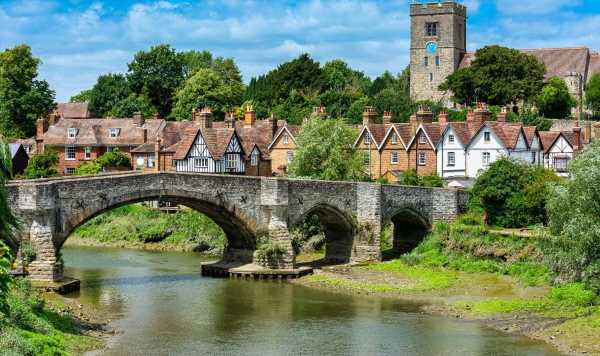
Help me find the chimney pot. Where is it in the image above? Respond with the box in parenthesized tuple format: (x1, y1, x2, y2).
(573, 126, 582, 150)
(244, 105, 256, 127)
(362, 106, 378, 125)
(133, 112, 144, 126)
(383, 111, 393, 125)
(196, 107, 213, 128)
(438, 111, 448, 125)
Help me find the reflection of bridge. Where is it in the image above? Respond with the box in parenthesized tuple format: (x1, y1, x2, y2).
(7, 172, 468, 281)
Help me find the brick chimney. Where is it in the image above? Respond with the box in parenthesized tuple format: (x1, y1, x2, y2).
(362, 106, 378, 125)
(416, 106, 433, 123)
(224, 112, 235, 128)
(35, 117, 49, 153)
(133, 111, 144, 126)
(195, 107, 213, 128)
(154, 138, 162, 172)
(497, 107, 508, 123)
(438, 110, 448, 126)
(573, 126, 582, 151)
(269, 113, 278, 137)
(244, 105, 256, 128)
(383, 111, 393, 125)
(409, 114, 418, 134)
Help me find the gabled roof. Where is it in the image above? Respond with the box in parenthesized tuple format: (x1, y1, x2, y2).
(438, 122, 473, 148)
(237, 119, 283, 159)
(268, 124, 300, 150)
(539, 131, 575, 154)
(8, 144, 27, 158)
(172, 127, 240, 160)
(353, 124, 390, 149)
(522, 126, 539, 147)
(55, 102, 91, 119)
(380, 123, 412, 149)
(406, 123, 441, 151)
(465, 121, 528, 150)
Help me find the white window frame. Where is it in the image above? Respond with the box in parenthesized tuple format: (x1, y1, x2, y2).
(287, 151, 294, 164)
(484, 131, 491, 142)
(226, 154, 237, 169)
(282, 133, 289, 144)
(391, 151, 399, 164)
(147, 153, 155, 168)
(67, 128, 78, 138)
(448, 134, 455, 143)
(418, 152, 426, 166)
(65, 167, 76, 175)
(419, 134, 427, 144)
(447, 152, 455, 167)
(391, 133, 398, 145)
(482, 152, 491, 166)
(84, 146, 92, 160)
(251, 151, 259, 166)
(194, 157, 208, 169)
(66, 145, 76, 160)
(364, 132, 371, 145)
(109, 128, 121, 138)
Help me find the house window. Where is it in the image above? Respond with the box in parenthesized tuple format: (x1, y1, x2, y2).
(282, 133, 289, 144)
(391, 133, 398, 145)
(447, 152, 455, 166)
(419, 134, 427, 144)
(424, 57, 429, 67)
(364, 132, 371, 145)
(484, 132, 491, 142)
(435, 56, 440, 67)
(84, 146, 92, 160)
(65, 167, 76, 175)
(553, 157, 569, 172)
(391, 151, 399, 164)
(109, 128, 121, 138)
(67, 128, 78, 138)
(194, 158, 208, 168)
(66, 146, 76, 160)
(482, 152, 491, 166)
(448, 134, 455, 143)
(418, 152, 426, 166)
(251, 151, 259, 166)
(147, 153, 155, 168)
(227, 155, 237, 169)
(429, 73, 433, 82)
(426, 22, 438, 36)
(287, 151, 294, 164)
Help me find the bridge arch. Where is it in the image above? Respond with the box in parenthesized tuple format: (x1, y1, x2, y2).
(56, 188, 261, 263)
(293, 203, 356, 263)
(385, 207, 431, 256)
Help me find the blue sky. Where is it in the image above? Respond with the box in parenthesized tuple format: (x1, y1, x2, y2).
(1, 0, 599, 102)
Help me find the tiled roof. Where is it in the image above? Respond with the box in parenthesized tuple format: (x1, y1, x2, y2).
(590, 52, 600, 77)
(42, 118, 164, 146)
(422, 123, 442, 146)
(539, 131, 560, 153)
(486, 122, 523, 149)
(459, 47, 595, 80)
(365, 124, 390, 146)
(446, 122, 473, 146)
(172, 127, 237, 161)
(55, 102, 90, 119)
(522, 126, 537, 146)
(236, 119, 279, 159)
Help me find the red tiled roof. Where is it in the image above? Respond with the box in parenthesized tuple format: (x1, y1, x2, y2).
(365, 124, 390, 146)
(446, 122, 473, 146)
(590, 52, 600, 77)
(422, 123, 442, 146)
(539, 131, 560, 153)
(486, 122, 523, 149)
(522, 126, 537, 146)
(55, 102, 90, 119)
(236, 119, 279, 159)
(392, 123, 414, 147)
(172, 127, 237, 161)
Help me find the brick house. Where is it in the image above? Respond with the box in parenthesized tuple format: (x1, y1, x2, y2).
(354, 107, 390, 180)
(268, 122, 300, 177)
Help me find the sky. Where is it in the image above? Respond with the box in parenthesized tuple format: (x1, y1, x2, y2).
(1, 0, 599, 102)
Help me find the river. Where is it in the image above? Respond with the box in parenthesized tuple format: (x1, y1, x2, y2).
(61, 246, 561, 356)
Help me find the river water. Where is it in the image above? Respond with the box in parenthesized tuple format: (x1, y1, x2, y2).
(62, 246, 560, 356)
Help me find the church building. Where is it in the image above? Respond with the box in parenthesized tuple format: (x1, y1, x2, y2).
(409, 1, 600, 106)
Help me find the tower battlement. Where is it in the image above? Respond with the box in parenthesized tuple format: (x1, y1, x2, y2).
(410, 2, 467, 17)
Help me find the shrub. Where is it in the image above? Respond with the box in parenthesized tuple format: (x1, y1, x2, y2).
(398, 169, 443, 187)
(23, 149, 58, 179)
(0, 241, 12, 315)
(96, 149, 130, 168)
(74, 161, 102, 176)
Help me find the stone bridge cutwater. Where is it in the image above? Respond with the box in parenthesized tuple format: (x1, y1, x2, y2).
(6, 172, 468, 281)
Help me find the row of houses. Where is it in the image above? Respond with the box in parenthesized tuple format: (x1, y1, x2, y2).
(27, 102, 595, 185)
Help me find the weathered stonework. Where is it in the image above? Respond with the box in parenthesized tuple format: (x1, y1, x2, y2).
(7, 172, 467, 281)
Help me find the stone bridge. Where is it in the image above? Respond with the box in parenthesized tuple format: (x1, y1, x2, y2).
(6, 172, 468, 281)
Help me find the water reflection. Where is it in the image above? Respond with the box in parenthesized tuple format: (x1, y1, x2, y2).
(62, 246, 560, 356)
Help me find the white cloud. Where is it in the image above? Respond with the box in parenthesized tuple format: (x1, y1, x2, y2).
(495, 0, 582, 15)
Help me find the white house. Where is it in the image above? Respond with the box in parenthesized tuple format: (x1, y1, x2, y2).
(436, 122, 470, 179)
(540, 131, 576, 177)
(172, 128, 245, 174)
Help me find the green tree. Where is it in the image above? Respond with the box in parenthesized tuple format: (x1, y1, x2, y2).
(181, 50, 213, 78)
(88, 73, 131, 118)
(536, 77, 576, 119)
(23, 149, 59, 179)
(171, 68, 236, 120)
(0, 142, 19, 250)
(69, 89, 92, 103)
(345, 97, 371, 124)
(127, 44, 185, 118)
(96, 150, 131, 168)
(524, 166, 561, 225)
(110, 93, 156, 118)
(585, 73, 600, 117)
(0, 45, 55, 138)
(440, 45, 546, 106)
(397, 169, 443, 187)
(545, 142, 600, 286)
(288, 118, 368, 181)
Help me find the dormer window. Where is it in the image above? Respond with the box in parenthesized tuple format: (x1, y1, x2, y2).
(109, 128, 121, 138)
(282, 133, 289, 144)
(391, 133, 398, 145)
(364, 132, 371, 145)
(419, 134, 427, 144)
(67, 128, 78, 138)
(484, 131, 491, 142)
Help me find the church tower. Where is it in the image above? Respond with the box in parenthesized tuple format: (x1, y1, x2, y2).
(410, 1, 467, 104)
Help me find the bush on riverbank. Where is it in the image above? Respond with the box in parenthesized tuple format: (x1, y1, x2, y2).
(71, 204, 226, 253)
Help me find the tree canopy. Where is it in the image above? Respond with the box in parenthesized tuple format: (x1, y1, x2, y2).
(536, 77, 576, 119)
(288, 117, 368, 181)
(585, 73, 600, 118)
(0, 45, 55, 138)
(23, 149, 59, 179)
(440, 45, 546, 106)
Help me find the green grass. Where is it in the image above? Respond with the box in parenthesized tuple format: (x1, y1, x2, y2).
(71, 204, 226, 252)
(365, 260, 458, 290)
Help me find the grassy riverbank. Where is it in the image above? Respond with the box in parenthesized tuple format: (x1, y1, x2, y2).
(295, 215, 600, 355)
(66, 204, 225, 253)
(0, 280, 105, 355)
